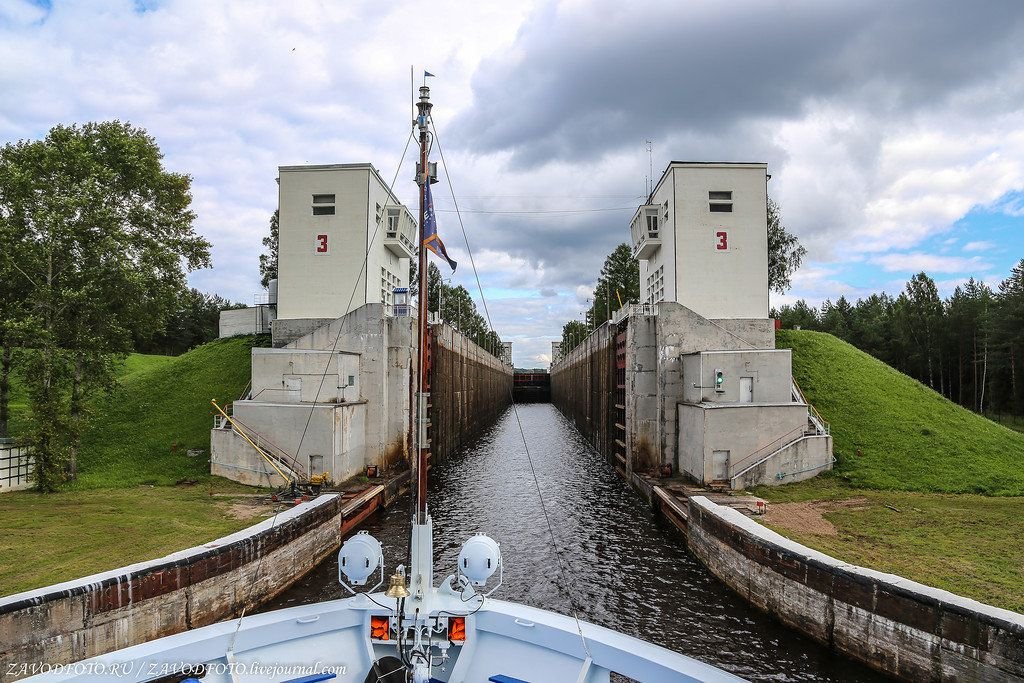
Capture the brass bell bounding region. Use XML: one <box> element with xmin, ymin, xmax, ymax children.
<box><xmin>384</xmin><ymin>572</ymin><xmax>410</xmax><ymax>599</ymax></box>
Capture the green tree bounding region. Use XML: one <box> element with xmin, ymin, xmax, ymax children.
<box><xmin>767</xmin><ymin>198</ymin><xmax>807</xmax><ymax>294</ymax></box>
<box><xmin>820</xmin><ymin>296</ymin><xmax>854</xmax><ymax>340</ymax></box>
<box><xmin>0</xmin><ymin>121</ymin><xmax>210</xmax><ymax>489</ymax></box>
<box><xmin>561</xmin><ymin>320</ymin><xmax>589</xmax><ymax>353</ymax></box>
<box><xmin>588</xmin><ymin>243</ymin><xmax>640</xmax><ymax>327</ymax></box>
<box><xmin>994</xmin><ymin>260</ymin><xmax>1024</xmax><ymax>412</ymax></box>
<box><xmin>896</xmin><ymin>272</ymin><xmax>943</xmax><ymax>389</ymax></box>
<box><xmin>424</xmin><ymin>262</ymin><xmax>504</xmax><ymax>359</ymax></box>
<box><xmin>259</xmin><ymin>209</ymin><xmax>279</xmax><ymax>289</ymax></box>
<box><xmin>136</xmin><ymin>288</ymin><xmax>244</xmax><ymax>355</ymax></box>
<box><xmin>773</xmin><ymin>299</ymin><xmax>819</xmax><ymax>330</ymax></box>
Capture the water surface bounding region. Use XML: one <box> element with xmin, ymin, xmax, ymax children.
<box><xmin>267</xmin><ymin>404</ymin><xmax>880</xmax><ymax>681</ymax></box>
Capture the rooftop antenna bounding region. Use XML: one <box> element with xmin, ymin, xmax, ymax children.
<box><xmin>645</xmin><ymin>139</ymin><xmax>653</xmax><ymax>197</ymax></box>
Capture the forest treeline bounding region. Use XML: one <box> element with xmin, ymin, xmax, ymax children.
<box><xmin>773</xmin><ymin>262</ymin><xmax>1024</xmax><ymax>417</ymax></box>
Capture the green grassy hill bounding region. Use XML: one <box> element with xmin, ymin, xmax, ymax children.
<box><xmin>7</xmin><ymin>336</ymin><xmax>261</xmax><ymax>489</ymax></box>
<box><xmin>776</xmin><ymin>330</ymin><xmax>1024</xmax><ymax>495</ymax></box>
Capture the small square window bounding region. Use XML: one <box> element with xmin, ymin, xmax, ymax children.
<box><xmin>312</xmin><ymin>194</ymin><xmax>336</xmax><ymax>204</ymax></box>
<box><xmin>312</xmin><ymin>206</ymin><xmax>335</xmax><ymax>215</ymax></box>
<box><xmin>709</xmin><ymin>203</ymin><xmax>732</xmax><ymax>213</ymax></box>
<box><xmin>709</xmin><ymin>191</ymin><xmax>732</xmax><ymax>201</ymax></box>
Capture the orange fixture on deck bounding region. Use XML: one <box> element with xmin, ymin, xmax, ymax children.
<box><xmin>370</xmin><ymin>615</ymin><xmax>390</xmax><ymax>640</ymax></box>
<box><xmin>449</xmin><ymin>616</ymin><xmax>466</xmax><ymax>643</ymax></box>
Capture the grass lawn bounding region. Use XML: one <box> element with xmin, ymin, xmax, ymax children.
<box><xmin>0</xmin><ymin>479</ymin><xmax>270</xmax><ymax>597</ymax></box>
<box><xmin>776</xmin><ymin>330</ymin><xmax>1024</xmax><ymax>495</ymax></box>
<box><xmin>755</xmin><ymin>478</ymin><xmax>1024</xmax><ymax>613</ymax></box>
<box><xmin>0</xmin><ymin>336</ymin><xmax>269</xmax><ymax>596</ymax></box>
<box><xmin>755</xmin><ymin>331</ymin><xmax>1024</xmax><ymax>613</ymax></box>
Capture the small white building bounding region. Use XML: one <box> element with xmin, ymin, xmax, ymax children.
<box><xmin>500</xmin><ymin>341</ymin><xmax>513</xmax><ymax>366</ymax></box>
<box><xmin>277</xmin><ymin>163</ymin><xmax>416</xmax><ymax>322</ymax></box>
<box><xmin>631</xmin><ymin>162</ymin><xmax>769</xmax><ymax>320</ymax></box>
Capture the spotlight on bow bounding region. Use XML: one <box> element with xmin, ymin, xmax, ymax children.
<box><xmin>338</xmin><ymin>531</ymin><xmax>384</xmax><ymax>594</ymax></box>
<box><xmin>457</xmin><ymin>534</ymin><xmax>502</xmax><ymax>595</ymax></box>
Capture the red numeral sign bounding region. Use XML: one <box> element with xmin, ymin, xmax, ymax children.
<box><xmin>715</xmin><ymin>231</ymin><xmax>728</xmax><ymax>250</ymax></box>
<box><xmin>315</xmin><ymin>234</ymin><xmax>329</xmax><ymax>253</ymax></box>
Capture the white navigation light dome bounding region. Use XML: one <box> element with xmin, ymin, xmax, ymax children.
<box><xmin>338</xmin><ymin>531</ymin><xmax>383</xmax><ymax>586</ymax></box>
<box><xmin>458</xmin><ymin>534</ymin><xmax>501</xmax><ymax>586</ymax></box>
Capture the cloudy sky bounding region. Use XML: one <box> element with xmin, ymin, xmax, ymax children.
<box><xmin>3</xmin><ymin>0</ymin><xmax>1023</xmax><ymax>367</ymax></box>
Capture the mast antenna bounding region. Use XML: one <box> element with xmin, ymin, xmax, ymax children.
<box><xmin>645</xmin><ymin>139</ymin><xmax>653</xmax><ymax>197</ymax></box>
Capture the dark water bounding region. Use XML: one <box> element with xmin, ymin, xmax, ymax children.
<box><xmin>265</xmin><ymin>405</ymin><xmax>881</xmax><ymax>682</ymax></box>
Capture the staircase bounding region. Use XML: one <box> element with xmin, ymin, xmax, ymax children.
<box><xmin>213</xmin><ymin>401</ymin><xmax>307</xmax><ymax>483</ymax></box>
<box><xmin>726</xmin><ymin>378</ymin><xmax>832</xmax><ymax>488</ymax></box>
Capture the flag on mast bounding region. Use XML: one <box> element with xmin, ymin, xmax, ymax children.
<box><xmin>423</xmin><ymin>182</ymin><xmax>457</xmax><ymax>272</ymax></box>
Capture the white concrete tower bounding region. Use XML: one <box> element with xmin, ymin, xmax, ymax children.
<box><xmin>631</xmin><ymin>162</ymin><xmax>769</xmax><ymax>320</ymax></box>
<box><xmin>277</xmin><ymin>163</ymin><xmax>417</xmax><ymax>321</ymax></box>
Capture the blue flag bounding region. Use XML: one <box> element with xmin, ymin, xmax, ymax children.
<box><xmin>423</xmin><ymin>182</ymin><xmax>457</xmax><ymax>272</ymax></box>
<box><xmin>424</xmin><ymin>70</ymin><xmax>435</xmax><ymax>78</ymax></box>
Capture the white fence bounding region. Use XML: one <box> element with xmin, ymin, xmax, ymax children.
<box><xmin>0</xmin><ymin>443</ymin><xmax>33</xmax><ymax>492</ymax></box>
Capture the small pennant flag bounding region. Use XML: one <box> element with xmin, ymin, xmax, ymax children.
<box><xmin>424</xmin><ymin>70</ymin><xmax>435</xmax><ymax>78</ymax></box>
<box><xmin>423</xmin><ymin>182</ymin><xmax>457</xmax><ymax>272</ymax></box>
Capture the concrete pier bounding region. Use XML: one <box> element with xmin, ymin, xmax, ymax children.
<box><xmin>212</xmin><ymin>304</ymin><xmax>513</xmax><ymax>486</ymax></box>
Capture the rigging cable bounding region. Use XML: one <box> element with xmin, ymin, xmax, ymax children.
<box><xmin>428</xmin><ymin>114</ymin><xmax>594</xmax><ymax>660</ymax></box>
<box><xmin>226</xmin><ymin>128</ymin><xmax>417</xmax><ymax>654</ymax></box>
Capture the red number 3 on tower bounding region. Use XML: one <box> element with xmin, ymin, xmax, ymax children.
<box><xmin>315</xmin><ymin>234</ymin><xmax>329</xmax><ymax>253</ymax></box>
<box><xmin>715</xmin><ymin>231</ymin><xmax>728</xmax><ymax>250</ymax></box>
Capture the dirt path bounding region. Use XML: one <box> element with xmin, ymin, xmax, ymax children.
<box><xmin>762</xmin><ymin>498</ymin><xmax>869</xmax><ymax>536</ymax></box>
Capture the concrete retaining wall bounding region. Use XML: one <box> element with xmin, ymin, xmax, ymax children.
<box><xmin>0</xmin><ymin>491</ymin><xmax>385</xmax><ymax>677</ymax></box>
<box><xmin>686</xmin><ymin>496</ymin><xmax>1024</xmax><ymax>681</ymax></box>
<box><xmin>430</xmin><ymin>324</ymin><xmax>514</xmax><ymax>461</ymax></box>
<box><xmin>549</xmin><ymin>322</ymin><xmax>616</xmax><ymax>463</ymax></box>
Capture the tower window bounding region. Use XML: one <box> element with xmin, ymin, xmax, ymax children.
<box><xmin>709</xmin><ymin>190</ymin><xmax>732</xmax><ymax>213</ymax></box>
<box><xmin>312</xmin><ymin>194</ymin><xmax>336</xmax><ymax>215</ymax></box>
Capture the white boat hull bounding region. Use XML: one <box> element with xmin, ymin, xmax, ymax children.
<box><xmin>24</xmin><ymin>594</ymin><xmax>743</xmax><ymax>682</ymax></box>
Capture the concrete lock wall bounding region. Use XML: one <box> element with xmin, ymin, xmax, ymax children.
<box><xmin>0</xmin><ymin>494</ymin><xmax>381</xmax><ymax>678</ymax></box>
<box><xmin>686</xmin><ymin>496</ymin><xmax>1024</xmax><ymax>681</ymax></box>
<box><xmin>551</xmin><ymin>302</ymin><xmax>776</xmax><ymax>475</ymax></box>
<box><xmin>549</xmin><ymin>322</ymin><xmax>617</xmax><ymax>464</ymax></box>
<box><xmin>430</xmin><ymin>323</ymin><xmax>514</xmax><ymax>461</ymax></box>
<box><xmin>681</xmin><ymin>349</ymin><xmax>793</xmax><ymax>404</ymax></box>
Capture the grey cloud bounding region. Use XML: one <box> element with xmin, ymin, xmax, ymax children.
<box><xmin>452</xmin><ymin>0</ymin><xmax>1024</xmax><ymax>168</ymax></box>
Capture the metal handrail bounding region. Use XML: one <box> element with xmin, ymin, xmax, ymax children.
<box><xmin>792</xmin><ymin>377</ymin><xmax>830</xmax><ymax>435</ymax></box>
<box><xmin>210</xmin><ymin>400</ymin><xmax>307</xmax><ymax>481</ymax></box>
<box><xmin>728</xmin><ymin>423</ymin><xmax>808</xmax><ymax>476</ymax></box>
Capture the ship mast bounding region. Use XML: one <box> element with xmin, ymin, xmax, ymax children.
<box><xmin>414</xmin><ymin>85</ymin><xmax>432</xmax><ymax>526</ymax></box>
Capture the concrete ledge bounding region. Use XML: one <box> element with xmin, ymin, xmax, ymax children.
<box><xmin>686</xmin><ymin>495</ymin><xmax>1024</xmax><ymax>680</ymax></box>
<box><xmin>0</xmin><ymin>490</ymin><xmax>386</xmax><ymax>676</ymax></box>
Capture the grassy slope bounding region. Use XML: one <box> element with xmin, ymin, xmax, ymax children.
<box><xmin>759</xmin><ymin>331</ymin><xmax>1024</xmax><ymax>612</ymax></box>
<box><xmin>776</xmin><ymin>329</ymin><xmax>1024</xmax><ymax>495</ymax></box>
<box><xmin>6</xmin><ymin>353</ymin><xmax>176</xmax><ymax>436</ymax></box>
<box><xmin>73</xmin><ymin>336</ymin><xmax>261</xmax><ymax>489</ymax></box>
